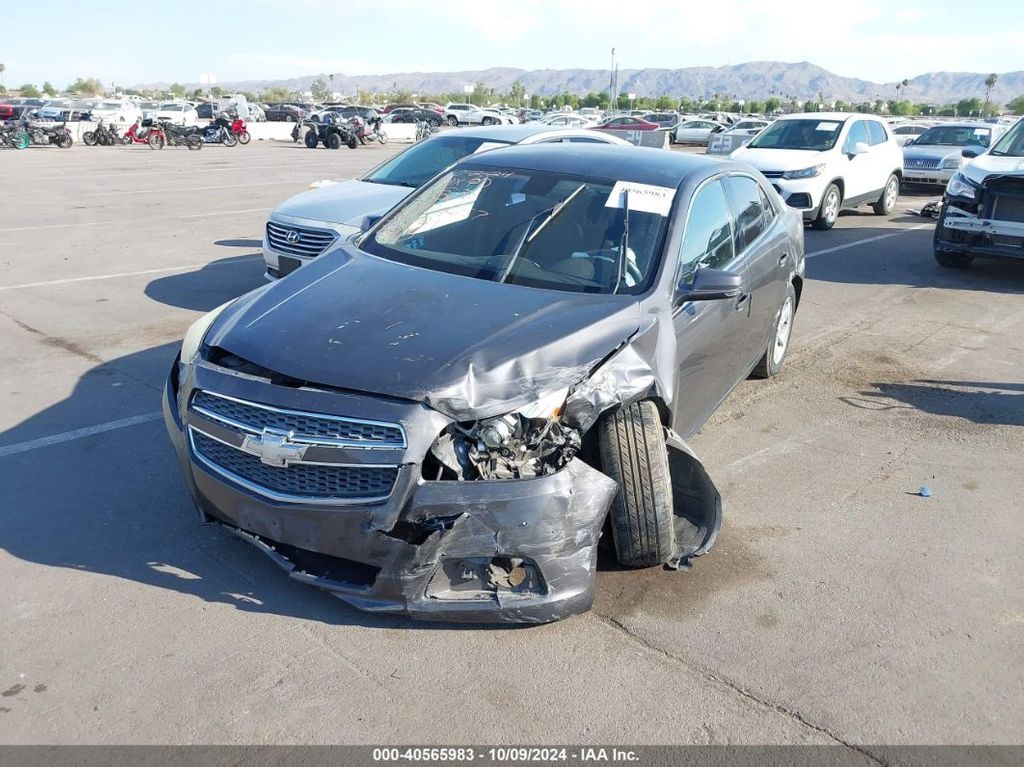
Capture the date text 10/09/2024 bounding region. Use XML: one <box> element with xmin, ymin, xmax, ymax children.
<box><xmin>372</xmin><ymin>748</ymin><xmax>640</xmax><ymax>762</ymax></box>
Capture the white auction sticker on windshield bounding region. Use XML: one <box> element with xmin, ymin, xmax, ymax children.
<box><xmin>605</xmin><ymin>181</ymin><xmax>676</xmax><ymax>216</ymax></box>
<box><xmin>816</xmin><ymin>122</ymin><xmax>840</xmax><ymax>131</ymax></box>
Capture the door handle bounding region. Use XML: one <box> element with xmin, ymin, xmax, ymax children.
<box><xmin>735</xmin><ymin>293</ymin><xmax>750</xmax><ymax>311</ymax></box>
<box><xmin>778</xmin><ymin>252</ymin><xmax>788</xmax><ymax>266</ymax></box>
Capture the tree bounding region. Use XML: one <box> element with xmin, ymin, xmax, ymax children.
<box><xmin>260</xmin><ymin>87</ymin><xmax>293</xmax><ymax>103</ymax></box>
<box><xmin>42</xmin><ymin>81</ymin><xmax>56</xmax><ymax>96</ymax></box>
<box><xmin>190</xmin><ymin>88</ymin><xmax>204</xmax><ymax>100</ymax></box>
<box><xmin>1007</xmin><ymin>95</ymin><xmax>1024</xmax><ymax>115</ymax></box>
<box><xmin>983</xmin><ymin>73</ymin><xmax>998</xmax><ymax>114</ymax></box>
<box><xmin>957</xmin><ymin>97</ymin><xmax>983</xmax><ymax>117</ymax></box>
<box><xmin>507</xmin><ymin>80</ymin><xmax>525</xmax><ymax>107</ymax></box>
<box><xmin>888</xmin><ymin>100</ymin><xmax>915</xmax><ymax>116</ymax></box>
<box><xmin>529</xmin><ymin>94</ymin><xmax>542</xmax><ymax>109</ymax></box>
<box><xmin>896</xmin><ymin>78</ymin><xmax>909</xmax><ymax>100</ymax></box>
<box><xmin>210</xmin><ymin>86</ymin><xmax>224</xmax><ymax>98</ymax></box>
<box><xmin>19</xmin><ymin>83</ymin><xmax>41</xmax><ymax>98</ymax></box>
<box><xmin>66</xmin><ymin>77</ymin><xmax>103</xmax><ymax>96</ymax></box>
<box><xmin>168</xmin><ymin>82</ymin><xmax>186</xmax><ymax>98</ymax></box>
<box><xmin>310</xmin><ymin>77</ymin><xmax>330</xmax><ymax>101</ymax></box>
<box><xmin>764</xmin><ymin>96</ymin><xmax>781</xmax><ymax>114</ymax></box>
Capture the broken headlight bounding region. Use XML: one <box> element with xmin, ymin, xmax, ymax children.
<box><xmin>427</xmin><ymin>388</ymin><xmax>581</xmax><ymax>481</ymax></box>
<box><xmin>946</xmin><ymin>171</ymin><xmax>978</xmax><ymax>200</ymax></box>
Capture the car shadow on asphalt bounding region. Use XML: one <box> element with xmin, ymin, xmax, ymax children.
<box><xmin>840</xmin><ymin>380</ymin><xmax>1024</xmax><ymax>427</ymax></box>
<box><xmin>145</xmin><ymin>254</ymin><xmax>266</xmax><ymax>312</ymax></box>
<box><xmin>806</xmin><ymin>225</ymin><xmax>1024</xmax><ymax>295</ymax></box>
<box><xmin>0</xmin><ymin>342</ymin><xmax>525</xmax><ymax>632</ymax></box>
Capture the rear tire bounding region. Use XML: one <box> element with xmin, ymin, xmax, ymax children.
<box><xmin>377</xmin><ymin>132</ymin><xmax>388</xmax><ymax>144</ymax></box>
<box><xmin>447</xmin><ymin>115</ymin><xmax>458</xmax><ymax>127</ymax></box>
<box><xmin>347</xmin><ymin>136</ymin><xmax>358</xmax><ymax>149</ymax></box>
<box><xmin>598</xmin><ymin>400</ymin><xmax>675</xmax><ymax>568</ymax></box>
<box><xmin>325</xmin><ymin>132</ymin><xmax>342</xmax><ymax>150</ymax></box>
<box><xmin>811</xmin><ymin>183</ymin><xmax>841</xmax><ymax>230</ymax></box>
<box><xmin>872</xmin><ymin>174</ymin><xmax>899</xmax><ymax>215</ymax></box>
<box><xmin>304</xmin><ymin>130</ymin><xmax>318</xmax><ymax>148</ymax></box>
<box><xmin>751</xmin><ymin>283</ymin><xmax>797</xmax><ymax>378</ymax></box>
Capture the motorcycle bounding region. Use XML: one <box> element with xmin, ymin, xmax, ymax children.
<box><xmin>0</xmin><ymin>122</ymin><xmax>31</xmax><ymax>150</ymax></box>
<box><xmin>304</xmin><ymin>114</ymin><xmax>359</xmax><ymax>150</ymax></box>
<box><xmin>161</xmin><ymin>121</ymin><xmax>203</xmax><ymax>150</ymax></box>
<box><xmin>352</xmin><ymin>115</ymin><xmax>387</xmax><ymax>145</ymax></box>
<box><xmin>229</xmin><ymin>116</ymin><xmax>250</xmax><ymax>145</ymax></box>
<box><xmin>415</xmin><ymin>119</ymin><xmax>438</xmax><ymax>142</ymax></box>
<box><xmin>124</xmin><ymin>118</ymin><xmax>166</xmax><ymax>149</ymax></box>
<box><xmin>83</xmin><ymin>119</ymin><xmax>125</xmax><ymax>146</ymax></box>
<box><xmin>21</xmin><ymin>117</ymin><xmax>73</xmax><ymax>148</ymax></box>
<box><xmin>198</xmin><ymin>115</ymin><xmax>238</xmax><ymax>147</ymax></box>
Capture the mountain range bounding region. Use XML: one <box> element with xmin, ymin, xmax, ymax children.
<box><xmin>148</xmin><ymin>62</ymin><xmax>1024</xmax><ymax>105</ymax></box>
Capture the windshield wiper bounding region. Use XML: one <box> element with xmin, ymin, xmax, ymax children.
<box><xmin>364</xmin><ymin>178</ymin><xmax>418</xmax><ymax>188</ymax></box>
<box><xmin>496</xmin><ymin>184</ymin><xmax>587</xmax><ymax>283</ymax></box>
<box><xmin>612</xmin><ymin>189</ymin><xmax>630</xmax><ymax>295</ymax></box>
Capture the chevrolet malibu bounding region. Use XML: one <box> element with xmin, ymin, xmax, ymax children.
<box><xmin>165</xmin><ymin>145</ymin><xmax>805</xmax><ymax>623</ymax></box>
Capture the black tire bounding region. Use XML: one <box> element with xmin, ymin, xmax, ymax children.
<box><xmin>429</xmin><ymin>118</ymin><xmax>441</xmax><ymax>128</ymax></box>
<box><xmin>598</xmin><ymin>400</ymin><xmax>675</xmax><ymax>568</ymax></box>
<box><xmin>872</xmin><ymin>174</ymin><xmax>899</xmax><ymax>215</ymax></box>
<box><xmin>285</xmin><ymin>115</ymin><xmax>295</xmax><ymax>122</ymax></box>
<box><xmin>185</xmin><ymin>135</ymin><xmax>202</xmax><ymax>150</ymax></box>
<box><xmin>377</xmin><ymin>132</ymin><xmax>388</xmax><ymax>145</ymax></box>
<box><xmin>751</xmin><ymin>283</ymin><xmax>797</xmax><ymax>378</ymax></box>
<box><xmin>325</xmin><ymin>132</ymin><xmax>342</xmax><ymax>150</ymax></box>
<box><xmin>811</xmin><ymin>183</ymin><xmax>841</xmax><ymax>230</ymax></box>
<box><xmin>223</xmin><ymin>131</ymin><xmax>237</xmax><ymax>147</ymax></box>
<box><xmin>447</xmin><ymin>115</ymin><xmax>458</xmax><ymax>127</ymax></box>
<box><xmin>55</xmin><ymin>131</ymin><xmax>73</xmax><ymax>149</ymax></box>
<box><xmin>347</xmin><ymin>136</ymin><xmax>358</xmax><ymax>149</ymax></box>
<box><xmin>481</xmin><ymin>116</ymin><xmax>494</xmax><ymax>126</ymax></box>
<box><xmin>304</xmin><ymin>130</ymin><xmax>318</xmax><ymax>149</ymax></box>
<box><xmin>82</xmin><ymin>131</ymin><xmax>97</xmax><ymax>146</ymax></box>
<box><xmin>148</xmin><ymin>133</ymin><xmax>165</xmax><ymax>150</ymax></box>
<box><xmin>238</xmin><ymin>130</ymin><xmax>251</xmax><ymax>145</ymax></box>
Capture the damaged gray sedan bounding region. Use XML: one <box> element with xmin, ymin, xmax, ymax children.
<box><xmin>164</xmin><ymin>145</ymin><xmax>805</xmax><ymax>623</ymax></box>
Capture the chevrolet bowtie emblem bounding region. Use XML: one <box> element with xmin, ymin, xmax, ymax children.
<box><xmin>240</xmin><ymin>428</ymin><xmax>309</xmax><ymax>467</ymax></box>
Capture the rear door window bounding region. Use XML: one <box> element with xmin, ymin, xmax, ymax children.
<box><xmin>867</xmin><ymin>121</ymin><xmax>888</xmax><ymax>145</ymax></box>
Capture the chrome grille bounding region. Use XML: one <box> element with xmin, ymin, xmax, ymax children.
<box><xmin>191</xmin><ymin>431</ymin><xmax>398</xmax><ymax>501</ymax></box>
<box><xmin>904</xmin><ymin>157</ymin><xmax>942</xmax><ymax>170</ymax></box>
<box><xmin>190</xmin><ymin>391</ymin><xmax>405</xmax><ymax>448</ymax></box>
<box><xmin>266</xmin><ymin>220</ymin><xmax>337</xmax><ymax>258</ymax></box>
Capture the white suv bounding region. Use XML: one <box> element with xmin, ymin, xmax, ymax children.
<box><xmin>444</xmin><ymin>103</ymin><xmax>515</xmax><ymax>127</ymax></box>
<box><xmin>731</xmin><ymin>113</ymin><xmax>903</xmax><ymax>230</ymax></box>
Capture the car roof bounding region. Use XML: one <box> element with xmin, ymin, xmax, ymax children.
<box><xmin>778</xmin><ymin>112</ymin><xmax>879</xmax><ymax>122</ymax></box>
<box><xmin>921</xmin><ymin>122</ymin><xmax>994</xmax><ymax>129</ymax></box>
<box><xmin>457</xmin><ymin>143</ymin><xmax>735</xmax><ymax>188</ymax></box>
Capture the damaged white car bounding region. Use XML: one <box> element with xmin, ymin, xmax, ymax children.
<box><xmin>934</xmin><ymin>117</ymin><xmax>1024</xmax><ymax>269</ymax></box>
<box><xmin>164</xmin><ymin>145</ymin><xmax>805</xmax><ymax>623</ymax></box>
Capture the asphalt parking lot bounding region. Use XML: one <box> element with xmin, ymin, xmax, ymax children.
<box><xmin>2</xmin><ymin>141</ymin><xmax>1022</xmax><ymax>752</ymax></box>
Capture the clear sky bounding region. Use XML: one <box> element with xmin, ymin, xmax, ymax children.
<box><xmin>2</xmin><ymin>0</ymin><xmax>1023</xmax><ymax>88</ymax></box>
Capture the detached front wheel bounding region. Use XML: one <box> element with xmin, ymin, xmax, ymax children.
<box><xmin>598</xmin><ymin>400</ymin><xmax>675</xmax><ymax>568</ymax></box>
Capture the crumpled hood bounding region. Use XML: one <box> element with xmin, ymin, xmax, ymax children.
<box><xmin>272</xmin><ymin>180</ymin><xmax>412</xmax><ymax>228</ymax></box>
<box><xmin>960</xmin><ymin>152</ymin><xmax>1024</xmax><ymax>185</ymax></box>
<box><xmin>729</xmin><ymin>147</ymin><xmax>828</xmax><ymax>171</ymax></box>
<box><xmin>207</xmin><ymin>248</ymin><xmax>642</xmax><ymax>420</ymax></box>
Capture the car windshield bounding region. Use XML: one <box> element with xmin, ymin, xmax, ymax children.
<box><xmin>916</xmin><ymin>125</ymin><xmax>991</xmax><ymax>147</ymax></box>
<box><xmin>363</xmin><ymin>135</ymin><xmax>514</xmax><ymax>188</ymax></box>
<box><xmin>990</xmin><ymin>120</ymin><xmax>1024</xmax><ymax>157</ymax></box>
<box><xmin>160</xmin><ymin>104</ymin><xmax>182</xmax><ymax>111</ymax></box>
<box><xmin>362</xmin><ymin>166</ymin><xmax>671</xmax><ymax>295</ymax></box>
<box><xmin>746</xmin><ymin>118</ymin><xmax>844</xmax><ymax>151</ymax></box>
<box><xmin>99</xmin><ymin>102</ymin><xmax>123</xmax><ymax>110</ymax></box>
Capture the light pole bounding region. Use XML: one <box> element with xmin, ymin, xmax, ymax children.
<box><xmin>609</xmin><ymin>48</ymin><xmax>616</xmax><ymax>114</ymax></box>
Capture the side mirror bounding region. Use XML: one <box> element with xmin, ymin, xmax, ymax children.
<box><xmin>961</xmin><ymin>147</ymin><xmax>980</xmax><ymax>159</ymax></box>
<box><xmin>848</xmin><ymin>141</ymin><xmax>870</xmax><ymax>156</ymax></box>
<box><xmin>359</xmin><ymin>214</ymin><xmax>382</xmax><ymax>232</ymax></box>
<box><xmin>904</xmin><ymin>138</ymin><xmax>915</xmax><ymax>146</ymax></box>
<box><xmin>675</xmin><ymin>267</ymin><xmax>743</xmax><ymax>306</ymax></box>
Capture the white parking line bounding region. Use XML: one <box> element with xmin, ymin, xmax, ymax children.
<box><xmin>806</xmin><ymin>224</ymin><xmax>931</xmax><ymax>258</ymax></box>
<box><xmin>0</xmin><ymin>207</ymin><xmax>272</xmax><ymax>233</ymax></box>
<box><xmin>0</xmin><ymin>255</ymin><xmax>259</xmax><ymax>291</ymax></box>
<box><xmin>0</xmin><ymin>412</ymin><xmax>162</xmax><ymax>458</ymax></box>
